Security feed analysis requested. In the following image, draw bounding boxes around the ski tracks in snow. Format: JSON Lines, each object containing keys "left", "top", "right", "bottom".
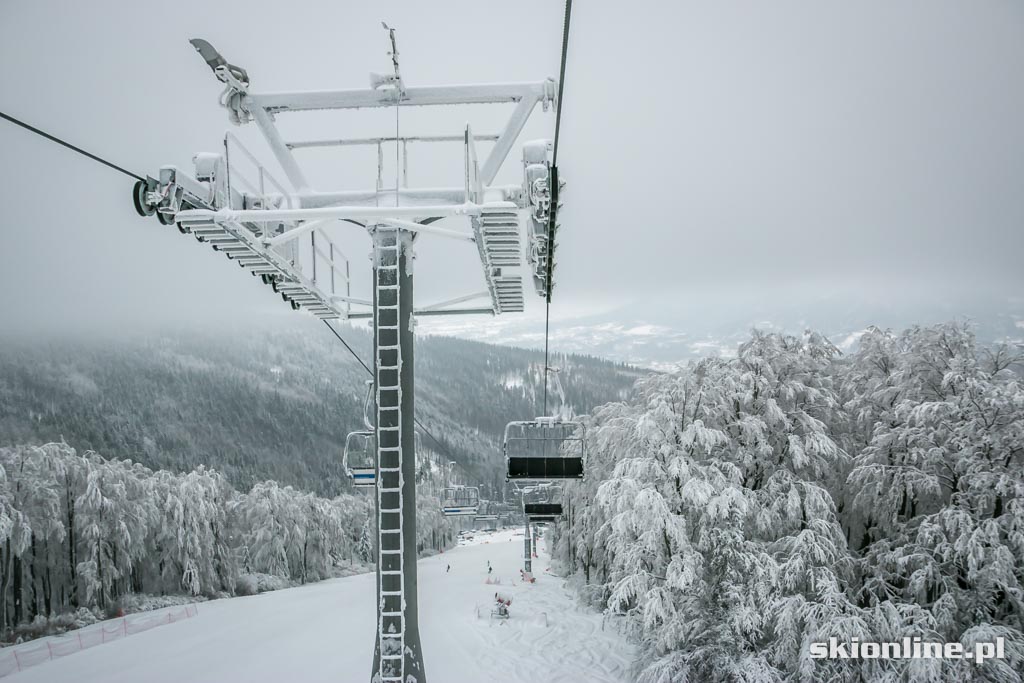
{"left": 465, "top": 536, "right": 633, "bottom": 683}
{"left": 8, "top": 528, "right": 633, "bottom": 683}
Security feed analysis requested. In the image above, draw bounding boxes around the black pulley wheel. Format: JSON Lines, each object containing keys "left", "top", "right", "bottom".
{"left": 132, "top": 180, "right": 155, "bottom": 217}
{"left": 156, "top": 209, "right": 175, "bottom": 226}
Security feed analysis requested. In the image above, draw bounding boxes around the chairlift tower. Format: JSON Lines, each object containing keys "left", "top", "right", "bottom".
{"left": 131, "top": 34, "right": 558, "bottom": 683}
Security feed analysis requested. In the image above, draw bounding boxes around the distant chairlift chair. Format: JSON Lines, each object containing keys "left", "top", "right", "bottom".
{"left": 344, "top": 431, "right": 377, "bottom": 488}
{"left": 440, "top": 485, "right": 481, "bottom": 516}
{"left": 344, "top": 379, "right": 377, "bottom": 488}
{"left": 522, "top": 483, "right": 563, "bottom": 522}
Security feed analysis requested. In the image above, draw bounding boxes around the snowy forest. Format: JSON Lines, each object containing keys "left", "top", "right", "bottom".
{"left": 0, "top": 324, "right": 638, "bottom": 643}
{"left": 552, "top": 322, "right": 1024, "bottom": 681}
{"left": 0, "top": 441, "right": 460, "bottom": 642}
{"left": 0, "top": 321, "right": 639, "bottom": 498}
{"left": 3, "top": 320, "right": 1022, "bottom": 680}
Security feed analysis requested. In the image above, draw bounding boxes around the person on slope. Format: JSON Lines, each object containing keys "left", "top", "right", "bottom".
{"left": 446, "top": 563, "right": 450, "bottom": 573}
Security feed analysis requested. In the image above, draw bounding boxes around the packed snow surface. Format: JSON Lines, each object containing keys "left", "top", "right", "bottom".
{"left": 9, "top": 528, "right": 633, "bottom": 683}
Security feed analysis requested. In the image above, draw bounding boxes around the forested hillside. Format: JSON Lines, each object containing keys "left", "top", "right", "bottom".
{"left": 551, "top": 323, "right": 1024, "bottom": 681}
{"left": 0, "top": 319, "right": 640, "bottom": 498}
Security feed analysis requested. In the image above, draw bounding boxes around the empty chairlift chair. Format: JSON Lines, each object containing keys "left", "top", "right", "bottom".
{"left": 344, "top": 431, "right": 377, "bottom": 488}
{"left": 474, "top": 500, "right": 499, "bottom": 529}
{"left": 504, "top": 416, "right": 585, "bottom": 480}
{"left": 440, "top": 485, "right": 480, "bottom": 516}
{"left": 522, "top": 483, "right": 563, "bottom": 522}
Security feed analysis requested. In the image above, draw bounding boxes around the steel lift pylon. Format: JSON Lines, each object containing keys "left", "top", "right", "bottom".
{"left": 131, "top": 34, "right": 559, "bottom": 683}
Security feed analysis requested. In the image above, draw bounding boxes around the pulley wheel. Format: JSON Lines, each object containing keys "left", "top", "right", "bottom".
{"left": 132, "top": 180, "right": 155, "bottom": 217}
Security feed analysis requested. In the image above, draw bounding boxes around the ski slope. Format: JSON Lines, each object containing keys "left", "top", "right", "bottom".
{"left": 9, "top": 528, "right": 634, "bottom": 683}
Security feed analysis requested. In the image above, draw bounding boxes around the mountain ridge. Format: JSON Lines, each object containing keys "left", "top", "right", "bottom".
{"left": 0, "top": 319, "right": 642, "bottom": 499}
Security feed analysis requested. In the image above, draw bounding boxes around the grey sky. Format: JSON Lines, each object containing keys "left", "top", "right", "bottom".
{"left": 2, "top": 1, "right": 1022, "bottom": 341}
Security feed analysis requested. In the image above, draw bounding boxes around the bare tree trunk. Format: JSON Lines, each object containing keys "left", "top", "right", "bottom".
{"left": 12, "top": 551, "right": 22, "bottom": 627}
{"left": 96, "top": 540, "right": 104, "bottom": 611}
{"left": 0, "top": 541, "right": 8, "bottom": 635}
{"left": 29, "top": 535, "right": 39, "bottom": 621}
{"left": 44, "top": 555, "right": 53, "bottom": 617}
{"left": 65, "top": 477, "right": 78, "bottom": 608}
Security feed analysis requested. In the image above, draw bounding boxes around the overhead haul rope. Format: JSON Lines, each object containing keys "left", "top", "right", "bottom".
{"left": 0, "top": 107, "right": 459, "bottom": 467}
{"left": 1, "top": 110, "right": 144, "bottom": 181}
{"left": 322, "top": 320, "right": 454, "bottom": 463}
{"left": 542, "top": 0, "right": 573, "bottom": 417}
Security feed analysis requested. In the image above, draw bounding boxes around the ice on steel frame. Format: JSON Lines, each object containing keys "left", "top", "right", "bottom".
{"left": 132, "top": 36, "right": 559, "bottom": 683}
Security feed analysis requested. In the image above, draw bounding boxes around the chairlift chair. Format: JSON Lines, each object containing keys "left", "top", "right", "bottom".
{"left": 529, "top": 517, "right": 557, "bottom": 525}
{"left": 344, "top": 431, "right": 376, "bottom": 488}
{"left": 523, "top": 483, "right": 564, "bottom": 518}
{"left": 440, "top": 485, "right": 480, "bottom": 516}
{"left": 473, "top": 500, "right": 498, "bottom": 528}
{"left": 344, "top": 379, "right": 377, "bottom": 488}
{"left": 504, "top": 416, "right": 585, "bottom": 480}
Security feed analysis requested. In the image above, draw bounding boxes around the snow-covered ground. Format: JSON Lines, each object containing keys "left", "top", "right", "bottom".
{"left": 8, "top": 528, "right": 634, "bottom": 683}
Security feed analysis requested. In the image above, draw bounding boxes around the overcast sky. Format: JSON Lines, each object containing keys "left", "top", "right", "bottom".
{"left": 2, "top": 1, "right": 1022, "bottom": 341}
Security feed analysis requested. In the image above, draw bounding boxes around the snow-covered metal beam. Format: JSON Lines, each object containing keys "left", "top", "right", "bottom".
{"left": 263, "top": 219, "right": 339, "bottom": 248}
{"left": 250, "top": 104, "right": 309, "bottom": 192}
{"left": 179, "top": 202, "right": 515, "bottom": 225}
{"left": 416, "top": 291, "right": 490, "bottom": 312}
{"left": 415, "top": 307, "right": 494, "bottom": 317}
{"left": 378, "top": 217, "right": 475, "bottom": 242}
{"left": 295, "top": 185, "right": 523, "bottom": 209}
{"left": 248, "top": 81, "right": 555, "bottom": 113}
{"left": 286, "top": 134, "right": 499, "bottom": 150}
{"left": 479, "top": 96, "right": 539, "bottom": 185}
{"left": 329, "top": 294, "right": 372, "bottom": 306}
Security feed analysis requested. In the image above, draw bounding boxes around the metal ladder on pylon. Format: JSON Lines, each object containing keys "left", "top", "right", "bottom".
{"left": 374, "top": 228, "right": 406, "bottom": 682}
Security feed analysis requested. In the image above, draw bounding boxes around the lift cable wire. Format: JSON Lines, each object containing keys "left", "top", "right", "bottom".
{"left": 322, "top": 319, "right": 455, "bottom": 462}
{"left": 0, "top": 108, "right": 462, "bottom": 468}
{"left": 542, "top": 0, "right": 573, "bottom": 416}
{"left": 0, "top": 110, "right": 145, "bottom": 182}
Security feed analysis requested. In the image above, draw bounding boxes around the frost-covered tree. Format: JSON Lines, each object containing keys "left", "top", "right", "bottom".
{"left": 0, "top": 445, "right": 64, "bottom": 626}
{"left": 356, "top": 517, "right": 375, "bottom": 565}
{"left": 841, "top": 324, "right": 1024, "bottom": 679}
{"left": 555, "top": 325, "right": 1024, "bottom": 681}
{"left": 0, "top": 442, "right": 432, "bottom": 637}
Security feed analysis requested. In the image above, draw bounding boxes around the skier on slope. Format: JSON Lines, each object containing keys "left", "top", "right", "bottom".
{"left": 446, "top": 563, "right": 450, "bottom": 573}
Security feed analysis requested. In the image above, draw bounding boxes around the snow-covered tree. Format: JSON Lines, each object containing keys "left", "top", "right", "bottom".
{"left": 555, "top": 325, "right": 1024, "bottom": 681}
{"left": 0, "top": 442, "right": 391, "bottom": 634}
{"left": 841, "top": 324, "right": 1024, "bottom": 677}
